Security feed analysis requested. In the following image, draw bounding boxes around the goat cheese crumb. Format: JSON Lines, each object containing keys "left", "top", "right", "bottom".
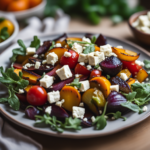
{"left": 79, "top": 102, "right": 84, "bottom": 107}
{"left": 87, "top": 65, "right": 92, "bottom": 70}
{"left": 91, "top": 116, "right": 96, "bottom": 123}
{"left": 55, "top": 99, "right": 65, "bottom": 107}
{"left": 19, "top": 89, "right": 24, "bottom": 94}
{"left": 79, "top": 62, "right": 85, "bottom": 66}
{"left": 146, "top": 78, "right": 149, "bottom": 81}
{"left": 40, "top": 75, "right": 54, "bottom": 88}
{"left": 47, "top": 91, "right": 60, "bottom": 103}
{"left": 110, "top": 85, "right": 119, "bottom": 92}
{"left": 100, "top": 44, "right": 112, "bottom": 57}
{"left": 78, "top": 53, "right": 88, "bottom": 63}
{"left": 64, "top": 51, "right": 71, "bottom": 57}
{"left": 116, "top": 45, "right": 123, "bottom": 49}
{"left": 46, "top": 52, "right": 58, "bottom": 65}
{"left": 135, "top": 60, "right": 144, "bottom": 67}
{"left": 120, "top": 73, "right": 128, "bottom": 81}
{"left": 55, "top": 43, "right": 62, "bottom": 47}
{"left": 23, "top": 63, "right": 34, "bottom": 69}
{"left": 26, "top": 47, "right": 36, "bottom": 55}
{"left": 142, "top": 106, "right": 148, "bottom": 112}
{"left": 75, "top": 74, "right": 81, "bottom": 78}
{"left": 72, "top": 106, "right": 85, "bottom": 119}
{"left": 135, "top": 80, "right": 140, "bottom": 83}
{"left": 82, "top": 37, "right": 91, "bottom": 43}
{"left": 79, "top": 80, "right": 90, "bottom": 92}
{"left": 46, "top": 66, "right": 50, "bottom": 68}
{"left": 33, "top": 54, "right": 38, "bottom": 58}
{"left": 83, "top": 118, "right": 88, "bottom": 122}
{"left": 42, "top": 60, "right": 47, "bottom": 64}
{"left": 56, "top": 65, "right": 72, "bottom": 80}
{"left": 72, "top": 43, "right": 83, "bottom": 54}
{"left": 139, "top": 15, "right": 150, "bottom": 27}
{"left": 35, "top": 61, "right": 41, "bottom": 69}
{"left": 45, "top": 106, "right": 52, "bottom": 115}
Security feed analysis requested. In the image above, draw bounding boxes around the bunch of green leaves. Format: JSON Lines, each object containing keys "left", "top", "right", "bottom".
{"left": 121, "top": 83, "right": 150, "bottom": 113}
{"left": 35, "top": 114, "right": 82, "bottom": 133}
{"left": 0, "top": 67, "right": 29, "bottom": 110}
{"left": 144, "top": 60, "right": 150, "bottom": 74}
{"left": 106, "top": 111, "right": 126, "bottom": 121}
{"left": 70, "top": 78, "right": 81, "bottom": 89}
{"left": 10, "top": 36, "right": 40, "bottom": 62}
{"left": 44, "top": 0, "right": 144, "bottom": 25}
{"left": 49, "top": 41, "right": 55, "bottom": 51}
{"left": 0, "top": 27, "right": 10, "bottom": 42}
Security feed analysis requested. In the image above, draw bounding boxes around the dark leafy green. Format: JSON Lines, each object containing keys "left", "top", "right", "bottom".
{"left": 0, "top": 27, "right": 10, "bottom": 42}
{"left": 49, "top": 41, "right": 55, "bottom": 50}
{"left": 94, "top": 64, "right": 99, "bottom": 69}
{"left": 30, "top": 36, "right": 40, "bottom": 50}
{"left": 91, "top": 36, "right": 97, "bottom": 44}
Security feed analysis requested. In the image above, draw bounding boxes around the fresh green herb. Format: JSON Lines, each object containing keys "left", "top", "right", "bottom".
{"left": 30, "top": 36, "right": 40, "bottom": 50}
{"left": 106, "top": 75, "right": 110, "bottom": 80}
{"left": 70, "top": 78, "right": 81, "bottom": 89}
{"left": 67, "top": 40, "right": 93, "bottom": 46}
{"left": 83, "top": 44, "right": 95, "bottom": 54}
{"left": 41, "top": 72, "right": 45, "bottom": 79}
{"left": 107, "top": 111, "right": 126, "bottom": 121}
{"left": 0, "top": 17, "right": 5, "bottom": 23}
{"left": 91, "top": 36, "right": 97, "bottom": 44}
{"left": 0, "top": 27, "right": 10, "bottom": 42}
{"left": 37, "top": 107, "right": 43, "bottom": 111}
{"left": 10, "top": 40, "right": 26, "bottom": 62}
{"left": 0, "top": 67, "right": 29, "bottom": 110}
{"left": 49, "top": 41, "right": 55, "bottom": 50}
{"left": 93, "top": 102, "right": 108, "bottom": 130}
{"left": 94, "top": 64, "right": 99, "bottom": 69}
{"left": 35, "top": 114, "right": 82, "bottom": 133}
{"left": 144, "top": 60, "right": 150, "bottom": 69}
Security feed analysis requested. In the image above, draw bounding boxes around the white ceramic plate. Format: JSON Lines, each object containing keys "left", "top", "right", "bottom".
{"left": 0, "top": 33, "right": 150, "bottom": 139}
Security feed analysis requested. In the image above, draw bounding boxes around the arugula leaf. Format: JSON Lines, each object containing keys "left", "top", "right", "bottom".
{"left": 41, "top": 72, "right": 45, "bottom": 79}
{"left": 122, "top": 92, "right": 137, "bottom": 101}
{"left": 91, "top": 36, "right": 97, "bottom": 44}
{"left": 0, "top": 27, "right": 10, "bottom": 42}
{"left": 49, "top": 41, "right": 55, "bottom": 50}
{"left": 94, "top": 64, "right": 99, "bottom": 69}
{"left": 0, "top": 66, "right": 29, "bottom": 110}
{"left": 30, "top": 36, "right": 40, "bottom": 50}
{"left": 106, "top": 75, "right": 110, "bottom": 80}
{"left": 83, "top": 44, "right": 95, "bottom": 54}
{"left": 93, "top": 102, "right": 108, "bottom": 130}
{"left": 144, "top": 60, "right": 150, "bottom": 69}
{"left": 107, "top": 111, "right": 126, "bottom": 121}
{"left": 0, "top": 17, "right": 5, "bottom": 23}
{"left": 70, "top": 78, "right": 81, "bottom": 89}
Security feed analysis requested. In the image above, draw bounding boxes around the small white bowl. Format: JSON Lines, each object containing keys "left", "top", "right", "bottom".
{"left": 0, "top": 0, "right": 46, "bottom": 20}
{"left": 0, "top": 14, "right": 19, "bottom": 52}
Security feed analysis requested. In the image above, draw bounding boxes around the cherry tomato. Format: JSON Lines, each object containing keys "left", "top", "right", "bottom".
{"left": 121, "top": 60, "right": 142, "bottom": 77}
{"left": 90, "top": 69, "right": 102, "bottom": 79}
{"left": 60, "top": 50, "right": 79, "bottom": 69}
{"left": 27, "top": 86, "right": 47, "bottom": 106}
{"left": 75, "top": 63, "right": 91, "bottom": 76}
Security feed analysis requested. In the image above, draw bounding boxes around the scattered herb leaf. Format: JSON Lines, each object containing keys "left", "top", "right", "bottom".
{"left": 70, "top": 78, "right": 81, "bottom": 89}
{"left": 30, "top": 36, "right": 41, "bottom": 50}
{"left": 91, "top": 36, "right": 97, "bottom": 44}
{"left": 106, "top": 75, "right": 110, "bottom": 80}
{"left": 0, "top": 27, "right": 10, "bottom": 42}
{"left": 144, "top": 60, "right": 150, "bottom": 69}
{"left": 107, "top": 111, "right": 126, "bottom": 121}
{"left": 49, "top": 41, "right": 55, "bottom": 50}
{"left": 83, "top": 44, "right": 95, "bottom": 54}
{"left": 94, "top": 64, "right": 99, "bottom": 69}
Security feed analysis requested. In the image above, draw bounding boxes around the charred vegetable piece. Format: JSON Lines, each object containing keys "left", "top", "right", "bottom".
{"left": 100, "top": 56, "right": 122, "bottom": 76}
{"left": 117, "top": 69, "right": 132, "bottom": 81}
{"left": 95, "top": 34, "right": 107, "bottom": 46}
{"left": 28, "top": 57, "right": 42, "bottom": 64}
{"left": 16, "top": 93, "right": 27, "bottom": 103}
{"left": 54, "top": 33, "right": 67, "bottom": 45}
{"left": 46, "top": 64, "right": 62, "bottom": 76}
{"left": 110, "top": 76, "right": 131, "bottom": 93}
{"left": 16, "top": 55, "right": 32, "bottom": 64}
{"left": 126, "top": 78, "right": 136, "bottom": 87}
{"left": 107, "top": 91, "right": 128, "bottom": 113}
{"left": 135, "top": 69, "right": 148, "bottom": 83}
{"left": 13, "top": 63, "right": 23, "bottom": 69}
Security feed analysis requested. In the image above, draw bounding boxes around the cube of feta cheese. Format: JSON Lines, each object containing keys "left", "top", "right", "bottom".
{"left": 64, "top": 51, "right": 71, "bottom": 57}
{"left": 75, "top": 74, "right": 81, "bottom": 78}
{"left": 19, "top": 89, "right": 24, "bottom": 94}
{"left": 45, "top": 106, "right": 52, "bottom": 114}
{"left": 110, "top": 85, "right": 119, "bottom": 92}
{"left": 100, "top": 44, "right": 112, "bottom": 57}
{"left": 135, "top": 60, "right": 144, "bottom": 67}
{"left": 82, "top": 37, "right": 91, "bottom": 43}
{"left": 47, "top": 91, "right": 60, "bottom": 103}
{"left": 79, "top": 62, "right": 85, "bottom": 66}
{"left": 139, "top": 15, "right": 150, "bottom": 26}
{"left": 147, "top": 11, "right": 150, "bottom": 20}
{"left": 86, "top": 65, "right": 92, "bottom": 70}
{"left": 132, "top": 19, "right": 140, "bottom": 27}
{"left": 35, "top": 61, "right": 41, "bottom": 69}
{"left": 120, "top": 73, "right": 128, "bottom": 81}
{"left": 83, "top": 118, "right": 88, "bottom": 122}
{"left": 72, "top": 106, "right": 85, "bottom": 119}
{"left": 72, "top": 43, "right": 83, "bottom": 54}
{"left": 46, "top": 52, "right": 58, "bottom": 65}
{"left": 142, "top": 106, "right": 148, "bottom": 112}
{"left": 56, "top": 65, "right": 72, "bottom": 80}
{"left": 91, "top": 116, "right": 96, "bottom": 123}
{"left": 42, "top": 60, "right": 47, "bottom": 64}
{"left": 40, "top": 75, "right": 54, "bottom": 88}
{"left": 88, "top": 52, "right": 105, "bottom": 66}
{"left": 140, "top": 26, "right": 150, "bottom": 33}
{"left": 79, "top": 102, "right": 84, "bottom": 107}
{"left": 79, "top": 80, "right": 90, "bottom": 92}
{"left": 78, "top": 53, "right": 88, "bottom": 63}
{"left": 116, "top": 45, "right": 123, "bottom": 49}
{"left": 55, "top": 43, "right": 62, "bottom": 47}
{"left": 55, "top": 99, "right": 65, "bottom": 107}
{"left": 33, "top": 54, "right": 38, "bottom": 58}
{"left": 26, "top": 47, "right": 36, "bottom": 55}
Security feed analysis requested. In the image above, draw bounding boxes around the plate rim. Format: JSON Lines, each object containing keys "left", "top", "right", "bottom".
{"left": 0, "top": 32, "right": 150, "bottom": 139}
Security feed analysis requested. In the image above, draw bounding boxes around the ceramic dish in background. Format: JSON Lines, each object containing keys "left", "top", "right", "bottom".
{"left": 128, "top": 10, "right": 150, "bottom": 46}
{"left": 0, "top": 0, "right": 46, "bottom": 20}
{"left": 0, "top": 14, "right": 19, "bottom": 52}
{"left": 0, "top": 33, "right": 150, "bottom": 139}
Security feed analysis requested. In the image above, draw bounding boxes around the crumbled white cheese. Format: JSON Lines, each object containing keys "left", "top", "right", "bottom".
{"left": 99, "top": 110, "right": 102, "bottom": 114}
{"left": 87, "top": 65, "right": 92, "bottom": 70}
{"left": 45, "top": 106, "right": 52, "bottom": 115}
{"left": 97, "top": 66, "right": 102, "bottom": 71}
{"left": 46, "top": 66, "right": 50, "bottom": 68}
{"left": 140, "top": 26, "right": 150, "bottom": 33}
{"left": 75, "top": 74, "right": 81, "bottom": 78}
{"left": 40, "top": 42, "right": 43, "bottom": 46}
{"left": 46, "top": 52, "right": 58, "bottom": 65}
{"left": 139, "top": 15, "right": 150, "bottom": 27}
{"left": 116, "top": 45, "right": 123, "bottom": 49}
{"left": 146, "top": 78, "right": 149, "bottom": 81}
{"left": 78, "top": 53, "right": 88, "bottom": 63}
{"left": 19, "top": 89, "right": 24, "bottom": 94}
{"left": 120, "top": 73, "right": 128, "bottom": 81}
{"left": 64, "top": 51, "right": 71, "bottom": 57}
{"left": 26, "top": 47, "right": 36, "bottom": 55}
{"left": 135, "top": 80, "right": 140, "bottom": 83}
{"left": 135, "top": 60, "right": 144, "bottom": 67}
{"left": 91, "top": 116, "right": 96, "bottom": 123}
{"left": 72, "top": 43, "right": 83, "bottom": 54}
{"left": 35, "top": 61, "right": 41, "bottom": 69}
{"left": 100, "top": 44, "right": 112, "bottom": 57}
{"left": 23, "top": 63, "right": 34, "bottom": 69}
{"left": 132, "top": 19, "right": 140, "bottom": 27}
{"left": 79, "top": 80, "right": 90, "bottom": 92}
{"left": 79, "top": 62, "right": 85, "bottom": 66}
{"left": 55, "top": 43, "right": 62, "bottom": 47}
{"left": 33, "top": 54, "right": 38, "bottom": 58}
{"left": 83, "top": 118, "right": 88, "bottom": 122}
{"left": 107, "top": 52, "right": 117, "bottom": 57}
{"left": 56, "top": 65, "right": 72, "bottom": 80}
{"left": 79, "top": 102, "right": 84, "bottom": 107}
{"left": 42, "top": 60, "right": 47, "bottom": 64}
{"left": 40, "top": 75, "right": 54, "bottom": 88}
{"left": 142, "top": 106, "right": 148, "bottom": 112}
{"left": 55, "top": 99, "right": 65, "bottom": 107}
{"left": 110, "top": 85, "right": 119, "bottom": 92}
{"left": 72, "top": 106, "right": 85, "bottom": 119}
{"left": 82, "top": 37, "right": 91, "bottom": 43}
{"left": 47, "top": 91, "right": 60, "bottom": 103}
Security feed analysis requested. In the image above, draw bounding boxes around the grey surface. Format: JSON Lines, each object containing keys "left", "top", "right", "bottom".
{"left": 0, "top": 33, "right": 150, "bottom": 139}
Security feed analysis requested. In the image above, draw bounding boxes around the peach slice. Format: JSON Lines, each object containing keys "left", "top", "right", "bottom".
{"left": 60, "top": 86, "right": 81, "bottom": 112}
{"left": 66, "top": 37, "right": 82, "bottom": 41}
{"left": 135, "top": 69, "right": 148, "bottom": 83}
{"left": 126, "top": 78, "right": 136, "bottom": 87}
{"left": 94, "top": 46, "right": 100, "bottom": 51}
{"left": 117, "top": 69, "right": 131, "bottom": 81}
{"left": 16, "top": 55, "right": 32, "bottom": 64}
{"left": 112, "top": 47, "right": 140, "bottom": 61}
{"left": 90, "top": 76, "right": 111, "bottom": 98}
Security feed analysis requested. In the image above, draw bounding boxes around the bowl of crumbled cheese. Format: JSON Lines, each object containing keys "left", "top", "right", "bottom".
{"left": 128, "top": 10, "right": 150, "bottom": 45}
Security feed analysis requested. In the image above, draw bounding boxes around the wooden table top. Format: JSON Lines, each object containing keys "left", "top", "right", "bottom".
{"left": 3, "top": 18, "right": 150, "bottom": 150}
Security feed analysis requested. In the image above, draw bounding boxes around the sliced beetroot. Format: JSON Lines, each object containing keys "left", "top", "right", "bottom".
{"left": 110, "top": 76, "right": 131, "bottom": 93}
{"left": 100, "top": 56, "right": 122, "bottom": 76}
{"left": 25, "top": 106, "right": 40, "bottom": 120}
{"left": 43, "top": 104, "right": 69, "bottom": 120}
{"left": 107, "top": 91, "right": 128, "bottom": 113}
{"left": 13, "top": 63, "right": 23, "bottom": 69}
{"left": 95, "top": 34, "right": 107, "bottom": 46}
{"left": 84, "top": 33, "right": 93, "bottom": 40}
{"left": 53, "top": 33, "right": 67, "bottom": 42}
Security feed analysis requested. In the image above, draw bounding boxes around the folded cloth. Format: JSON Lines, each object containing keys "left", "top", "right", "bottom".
{"left": 0, "top": 114, "right": 42, "bottom": 150}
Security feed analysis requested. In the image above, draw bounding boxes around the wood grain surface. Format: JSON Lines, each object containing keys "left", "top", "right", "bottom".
{"left": 2, "top": 18, "right": 150, "bottom": 150}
